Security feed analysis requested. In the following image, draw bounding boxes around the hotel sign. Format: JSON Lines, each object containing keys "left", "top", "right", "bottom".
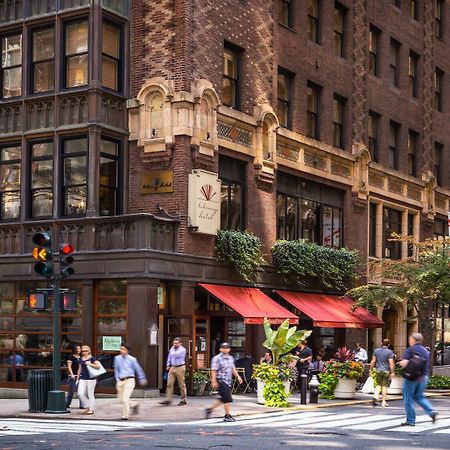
{"left": 188, "top": 169, "right": 221, "bottom": 235}
{"left": 141, "top": 171, "right": 174, "bottom": 194}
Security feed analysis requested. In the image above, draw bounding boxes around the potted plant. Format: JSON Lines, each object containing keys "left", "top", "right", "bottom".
{"left": 252, "top": 318, "right": 311, "bottom": 407}
{"left": 192, "top": 370, "right": 210, "bottom": 396}
{"left": 319, "top": 347, "right": 364, "bottom": 400}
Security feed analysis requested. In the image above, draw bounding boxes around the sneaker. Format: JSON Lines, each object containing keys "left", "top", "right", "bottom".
{"left": 159, "top": 400, "right": 171, "bottom": 406}
{"left": 372, "top": 398, "right": 379, "bottom": 407}
{"left": 121, "top": 416, "right": 129, "bottom": 421}
{"left": 400, "top": 422, "right": 415, "bottom": 427}
{"left": 223, "top": 415, "right": 236, "bottom": 422}
{"left": 86, "top": 410, "right": 94, "bottom": 416}
{"left": 381, "top": 401, "right": 389, "bottom": 408}
{"left": 131, "top": 404, "right": 140, "bottom": 415}
{"left": 431, "top": 412, "right": 438, "bottom": 424}
{"left": 178, "top": 400, "right": 187, "bottom": 406}
{"left": 204, "top": 408, "right": 212, "bottom": 419}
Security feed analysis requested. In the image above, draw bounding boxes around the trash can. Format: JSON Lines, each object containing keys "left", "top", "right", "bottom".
{"left": 28, "top": 369, "right": 53, "bottom": 412}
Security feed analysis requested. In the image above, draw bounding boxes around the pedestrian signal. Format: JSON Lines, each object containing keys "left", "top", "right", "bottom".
{"left": 27, "top": 292, "right": 48, "bottom": 311}
{"left": 62, "top": 292, "right": 77, "bottom": 311}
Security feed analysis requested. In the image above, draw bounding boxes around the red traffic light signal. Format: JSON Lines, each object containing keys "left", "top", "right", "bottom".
{"left": 59, "top": 243, "right": 75, "bottom": 278}
{"left": 61, "top": 244, "right": 74, "bottom": 255}
{"left": 27, "top": 292, "right": 48, "bottom": 310}
{"left": 62, "top": 293, "right": 77, "bottom": 311}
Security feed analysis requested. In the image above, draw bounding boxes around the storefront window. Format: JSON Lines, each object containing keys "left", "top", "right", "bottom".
{"left": 227, "top": 320, "right": 245, "bottom": 360}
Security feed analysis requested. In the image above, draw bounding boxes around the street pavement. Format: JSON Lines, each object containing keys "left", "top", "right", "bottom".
{"left": 0, "top": 397, "right": 449, "bottom": 449}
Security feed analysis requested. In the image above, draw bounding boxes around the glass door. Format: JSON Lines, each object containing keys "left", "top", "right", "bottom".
{"left": 194, "top": 317, "right": 209, "bottom": 369}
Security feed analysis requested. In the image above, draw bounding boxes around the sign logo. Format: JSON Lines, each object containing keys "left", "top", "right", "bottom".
{"left": 141, "top": 171, "right": 174, "bottom": 194}
{"left": 200, "top": 184, "right": 217, "bottom": 201}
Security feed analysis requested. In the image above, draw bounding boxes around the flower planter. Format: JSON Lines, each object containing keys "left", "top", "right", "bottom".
{"left": 334, "top": 378, "right": 356, "bottom": 399}
{"left": 256, "top": 379, "right": 291, "bottom": 405}
{"left": 387, "top": 376, "right": 404, "bottom": 395}
{"left": 193, "top": 381, "right": 207, "bottom": 396}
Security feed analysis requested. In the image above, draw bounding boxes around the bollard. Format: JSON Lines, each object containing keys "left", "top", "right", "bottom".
{"left": 308, "top": 374, "right": 320, "bottom": 404}
{"left": 300, "top": 373, "right": 307, "bottom": 405}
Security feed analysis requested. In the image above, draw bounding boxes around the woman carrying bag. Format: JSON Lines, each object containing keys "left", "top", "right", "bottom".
{"left": 77, "top": 345, "right": 102, "bottom": 415}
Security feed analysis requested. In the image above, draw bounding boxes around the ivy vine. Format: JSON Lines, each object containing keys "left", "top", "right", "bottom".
{"left": 216, "top": 230, "right": 265, "bottom": 282}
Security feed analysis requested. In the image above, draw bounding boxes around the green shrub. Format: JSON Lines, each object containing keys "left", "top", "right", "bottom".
{"left": 427, "top": 375, "right": 450, "bottom": 389}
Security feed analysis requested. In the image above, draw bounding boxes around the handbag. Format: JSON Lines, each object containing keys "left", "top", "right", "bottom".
{"left": 86, "top": 360, "right": 107, "bottom": 378}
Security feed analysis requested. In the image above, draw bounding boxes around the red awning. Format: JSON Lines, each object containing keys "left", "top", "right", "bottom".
{"left": 276, "top": 291, "right": 383, "bottom": 329}
{"left": 199, "top": 284, "right": 298, "bottom": 325}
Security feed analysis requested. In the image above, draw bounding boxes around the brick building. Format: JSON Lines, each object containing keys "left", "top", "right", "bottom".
{"left": 0, "top": 0, "right": 449, "bottom": 391}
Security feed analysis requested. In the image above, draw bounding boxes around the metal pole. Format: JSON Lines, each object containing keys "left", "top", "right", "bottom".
{"left": 52, "top": 275, "right": 61, "bottom": 391}
{"left": 300, "top": 373, "right": 307, "bottom": 405}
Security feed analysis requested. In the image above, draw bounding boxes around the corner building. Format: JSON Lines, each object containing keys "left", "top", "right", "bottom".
{"left": 0, "top": 0, "right": 449, "bottom": 391}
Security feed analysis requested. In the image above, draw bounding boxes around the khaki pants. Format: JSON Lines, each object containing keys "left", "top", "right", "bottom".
{"left": 166, "top": 365, "right": 186, "bottom": 402}
{"left": 116, "top": 378, "right": 136, "bottom": 418}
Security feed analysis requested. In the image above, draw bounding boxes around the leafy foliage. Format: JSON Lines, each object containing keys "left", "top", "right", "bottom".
{"left": 318, "top": 371, "right": 339, "bottom": 399}
{"left": 427, "top": 375, "right": 450, "bottom": 390}
{"left": 216, "top": 230, "right": 265, "bottom": 282}
{"left": 263, "top": 378, "right": 290, "bottom": 407}
{"left": 272, "top": 241, "right": 359, "bottom": 290}
{"left": 334, "top": 347, "right": 354, "bottom": 362}
{"left": 252, "top": 362, "right": 295, "bottom": 383}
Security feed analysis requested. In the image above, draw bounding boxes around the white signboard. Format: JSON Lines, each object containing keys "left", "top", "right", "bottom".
{"left": 102, "top": 336, "right": 122, "bottom": 351}
{"left": 188, "top": 169, "right": 221, "bottom": 235}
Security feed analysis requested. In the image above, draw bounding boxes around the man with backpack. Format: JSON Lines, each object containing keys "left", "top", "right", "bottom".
{"left": 399, "top": 333, "right": 438, "bottom": 426}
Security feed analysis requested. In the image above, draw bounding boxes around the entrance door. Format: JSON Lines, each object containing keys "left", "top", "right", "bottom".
{"left": 194, "top": 316, "right": 209, "bottom": 370}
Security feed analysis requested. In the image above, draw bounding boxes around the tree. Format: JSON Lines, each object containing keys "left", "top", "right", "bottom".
{"left": 347, "top": 234, "right": 450, "bottom": 369}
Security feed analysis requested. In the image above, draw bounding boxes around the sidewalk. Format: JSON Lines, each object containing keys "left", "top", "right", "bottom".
{"left": 1, "top": 391, "right": 449, "bottom": 422}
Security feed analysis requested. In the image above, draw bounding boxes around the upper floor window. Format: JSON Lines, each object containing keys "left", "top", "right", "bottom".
{"left": 277, "top": 69, "right": 292, "bottom": 128}
{"left": 308, "top": 0, "right": 319, "bottom": 43}
{"left": 32, "top": 27, "right": 54, "bottom": 94}
{"left": 65, "top": 20, "right": 88, "bottom": 88}
{"left": 434, "top": 142, "right": 443, "bottom": 185}
{"left": 99, "top": 139, "right": 120, "bottom": 216}
{"left": 435, "top": 68, "right": 443, "bottom": 111}
{"left": 369, "top": 203, "right": 377, "bottom": 257}
{"left": 389, "top": 121, "right": 400, "bottom": 170}
{"left": 333, "top": 94, "right": 345, "bottom": 149}
{"left": 410, "top": 0, "right": 418, "bottom": 20}
{"left": 334, "top": 2, "right": 345, "bottom": 57}
{"left": 368, "top": 110, "right": 379, "bottom": 162}
{"left": 390, "top": 39, "right": 400, "bottom": 88}
{"left": 408, "top": 51, "right": 418, "bottom": 98}
{"left": 436, "top": 0, "right": 444, "bottom": 38}
{"left": 0, "top": 145, "right": 21, "bottom": 220}
{"left": 62, "top": 137, "right": 87, "bottom": 216}
{"left": 30, "top": 141, "right": 53, "bottom": 218}
{"left": 434, "top": 218, "right": 447, "bottom": 240}
{"left": 102, "top": 21, "right": 121, "bottom": 91}
{"left": 369, "top": 26, "right": 380, "bottom": 76}
{"left": 1, "top": 34, "right": 22, "bottom": 98}
{"left": 306, "top": 81, "right": 320, "bottom": 139}
{"left": 383, "top": 207, "right": 401, "bottom": 260}
{"left": 223, "top": 44, "right": 239, "bottom": 109}
{"left": 392, "top": 0, "right": 401, "bottom": 7}
{"left": 279, "top": 0, "right": 292, "bottom": 27}
{"left": 407, "top": 130, "right": 418, "bottom": 177}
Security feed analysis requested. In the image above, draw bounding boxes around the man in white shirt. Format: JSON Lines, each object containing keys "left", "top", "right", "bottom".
{"left": 354, "top": 342, "right": 368, "bottom": 363}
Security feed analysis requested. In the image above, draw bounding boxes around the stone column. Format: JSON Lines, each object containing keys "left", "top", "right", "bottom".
{"left": 81, "top": 280, "right": 95, "bottom": 347}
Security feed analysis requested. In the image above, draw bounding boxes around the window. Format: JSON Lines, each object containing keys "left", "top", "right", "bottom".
{"left": 219, "top": 156, "right": 245, "bottom": 230}
{"left": 32, "top": 27, "right": 54, "bottom": 93}
{"left": 392, "top": 0, "right": 401, "bottom": 7}
{"left": 334, "top": 3, "right": 345, "bottom": 57}
{"left": 1, "top": 34, "right": 22, "bottom": 98}
{"left": 407, "top": 130, "right": 418, "bottom": 177}
{"left": 369, "top": 26, "right": 379, "bottom": 76}
{"left": 390, "top": 39, "right": 400, "bottom": 88}
{"left": 407, "top": 213, "right": 414, "bottom": 257}
{"left": 409, "top": 51, "right": 418, "bottom": 98}
{"left": 435, "top": 68, "right": 443, "bottom": 111}
{"left": 308, "top": 0, "right": 319, "bottom": 43}
{"left": 102, "top": 21, "right": 120, "bottom": 91}
{"left": 434, "top": 142, "right": 443, "bottom": 185}
{"left": 436, "top": 0, "right": 444, "bottom": 38}
{"left": 306, "top": 81, "right": 320, "bottom": 139}
{"left": 368, "top": 111, "right": 379, "bottom": 162}
{"left": 65, "top": 20, "right": 88, "bottom": 88}
{"left": 389, "top": 121, "right": 399, "bottom": 170}
{"left": 0, "top": 145, "right": 21, "bottom": 220}
{"left": 434, "top": 218, "right": 447, "bottom": 240}
{"left": 369, "top": 203, "right": 377, "bottom": 257}
{"left": 62, "top": 138, "right": 87, "bottom": 216}
{"left": 277, "top": 69, "right": 291, "bottom": 128}
{"left": 383, "top": 207, "right": 401, "bottom": 259}
{"left": 279, "top": 0, "right": 292, "bottom": 27}
{"left": 30, "top": 142, "right": 53, "bottom": 218}
{"left": 223, "top": 44, "right": 239, "bottom": 108}
{"left": 99, "top": 139, "right": 120, "bottom": 216}
{"left": 333, "top": 94, "right": 345, "bottom": 149}
{"left": 410, "top": 0, "right": 418, "bottom": 20}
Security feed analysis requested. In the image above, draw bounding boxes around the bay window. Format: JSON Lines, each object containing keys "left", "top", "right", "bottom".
{"left": 99, "top": 139, "right": 120, "bottom": 216}
{"left": 65, "top": 20, "right": 88, "bottom": 88}
{"left": 102, "top": 21, "right": 120, "bottom": 91}
{"left": 1, "top": 33, "right": 22, "bottom": 98}
{"left": 32, "top": 27, "right": 54, "bottom": 93}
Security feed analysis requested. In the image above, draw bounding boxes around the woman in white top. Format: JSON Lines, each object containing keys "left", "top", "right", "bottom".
{"left": 77, "top": 345, "right": 101, "bottom": 415}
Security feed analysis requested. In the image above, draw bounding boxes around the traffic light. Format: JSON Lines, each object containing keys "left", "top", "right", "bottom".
{"left": 59, "top": 243, "right": 75, "bottom": 278}
{"left": 27, "top": 291, "right": 48, "bottom": 311}
{"left": 32, "top": 232, "right": 53, "bottom": 277}
{"left": 62, "top": 292, "right": 77, "bottom": 311}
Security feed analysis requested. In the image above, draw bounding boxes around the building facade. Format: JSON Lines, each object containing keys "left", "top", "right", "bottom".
{"left": 0, "top": 0, "right": 449, "bottom": 390}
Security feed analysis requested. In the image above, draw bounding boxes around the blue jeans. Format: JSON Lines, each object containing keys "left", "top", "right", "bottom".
{"left": 403, "top": 376, "right": 435, "bottom": 424}
{"left": 66, "top": 377, "right": 85, "bottom": 408}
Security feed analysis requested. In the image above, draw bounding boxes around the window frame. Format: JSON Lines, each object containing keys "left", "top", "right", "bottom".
{"left": 383, "top": 207, "right": 402, "bottom": 260}
{"left": 306, "top": 81, "right": 321, "bottom": 140}
{"left": 279, "top": 0, "right": 292, "bottom": 28}
{"left": 407, "top": 129, "right": 418, "bottom": 177}
{"left": 434, "top": 142, "right": 443, "bottom": 185}
{"left": 30, "top": 25, "right": 55, "bottom": 95}
{"left": 389, "top": 121, "right": 400, "bottom": 170}
{"left": 0, "top": 31, "right": 23, "bottom": 99}
{"left": 223, "top": 43, "right": 241, "bottom": 110}
{"left": 369, "top": 25, "right": 379, "bottom": 77}
{"left": 436, "top": 0, "right": 444, "bottom": 39}
{"left": 101, "top": 19, "right": 123, "bottom": 93}
{"left": 390, "top": 39, "right": 400, "bottom": 88}
{"left": 409, "top": 0, "right": 418, "bottom": 20}
{"left": 99, "top": 137, "right": 121, "bottom": 216}
{"left": 368, "top": 110, "right": 380, "bottom": 162}
{"left": 369, "top": 203, "right": 377, "bottom": 257}
{"left": 0, "top": 143, "right": 22, "bottom": 221}
{"left": 308, "top": 0, "right": 320, "bottom": 43}
{"left": 277, "top": 68, "right": 293, "bottom": 129}
{"left": 334, "top": 2, "right": 346, "bottom": 58}
{"left": 435, "top": 67, "right": 443, "bottom": 112}
{"left": 333, "top": 93, "right": 345, "bottom": 149}
{"left": 408, "top": 51, "right": 418, "bottom": 98}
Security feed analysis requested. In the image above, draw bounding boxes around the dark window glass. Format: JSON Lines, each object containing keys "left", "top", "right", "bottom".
{"left": 334, "top": 3, "right": 345, "bottom": 57}
{"left": 409, "top": 51, "right": 418, "bottom": 98}
{"left": 30, "top": 142, "right": 53, "bottom": 218}
{"left": 434, "top": 142, "right": 443, "bottom": 185}
{"left": 410, "top": 0, "right": 418, "bottom": 20}
{"left": 62, "top": 138, "right": 87, "bottom": 216}
{"left": 279, "top": 0, "right": 292, "bottom": 27}
{"left": 369, "top": 203, "right": 377, "bottom": 257}
{"left": 307, "top": 81, "right": 320, "bottom": 139}
{"left": 392, "top": 0, "right": 401, "bottom": 7}
{"left": 308, "top": 0, "right": 319, "bottom": 43}
{"left": 390, "top": 39, "right": 400, "bottom": 88}
{"left": 277, "top": 69, "right": 291, "bottom": 128}
{"left": 333, "top": 94, "right": 345, "bottom": 149}
{"left": 32, "top": 27, "right": 54, "bottom": 93}
{"left": 368, "top": 111, "right": 379, "bottom": 162}
{"left": 435, "top": 68, "right": 443, "bottom": 111}
{"left": 434, "top": 218, "right": 447, "bottom": 240}
{"left": 99, "top": 139, "right": 119, "bottom": 216}
{"left": 436, "top": 0, "right": 444, "bottom": 38}
{"left": 369, "top": 26, "right": 379, "bottom": 76}
{"left": 276, "top": 194, "right": 298, "bottom": 240}
{"left": 1, "top": 34, "right": 22, "bottom": 98}
{"left": 223, "top": 45, "right": 239, "bottom": 108}
{"left": 407, "top": 213, "right": 414, "bottom": 257}
{"left": 407, "top": 130, "right": 418, "bottom": 177}
{"left": 389, "top": 121, "right": 400, "bottom": 170}
{"left": 30, "top": 0, "right": 56, "bottom": 16}
{"left": 383, "top": 207, "right": 401, "bottom": 259}
{"left": 102, "top": 21, "right": 120, "bottom": 91}
{"left": 65, "top": 20, "right": 88, "bottom": 88}
{"left": 0, "top": 145, "right": 21, "bottom": 220}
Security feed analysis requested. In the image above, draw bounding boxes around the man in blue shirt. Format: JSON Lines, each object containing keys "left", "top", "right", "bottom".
{"left": 399, "top": 333, "right": 438, "bottom": 426}
{"left": 160, "top": 337, "right": 187, "bottom": 406}
{"left": 114, "top": 343, "right": 147, "bottom": 420}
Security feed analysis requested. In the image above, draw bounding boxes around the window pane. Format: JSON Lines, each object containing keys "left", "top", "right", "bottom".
{"left": 223, "top": 50, "right": 236, "bottom": 77}
{"left": 97, "top": 298, "right": 126, "bottom": 315}
{"left": 1, "top": 146, "right": 21, "bottom": 161}
{"left": 1, "top": 192, "right": 20, "bottom": 219}
{"left": 276, "top": 194, "right": 286, "bottom": 240}
{"left": 64, "top": 156, "right": 86, "bottom": 185}
{"left": 3, "top": 67, "right": 21, "bottom": 97}
{"left": 65, "top": 21, "right": 88, "bottom": 55}
{"left": 66, "top": 54, "right": 88, "bottom": 87}
{"left": 32, "top": 189, "right": 53, "bottom": 217}
{"left": 322, "top": 206, "right": 333, "bottom": 246}
{"left": 32, "top": 160, "right": 53, "bottom": 188}
{"left": 102, "top": 56, "right": 118, "bottom": 90}
{"left": 34, "top": 61, "right": 54, "bottom": 93}
{"left": 278, "top": 73, "right": 287, "bottom": 100}
{"left": 222, "top": 78, "right": 235, "bottom": 107}
{"left": 100, "top": 140, "right": 118, "bottom": 156}
{"left": 33, "top": 28, "right": 54, "bottom": 62}
{"left": 32, "top": 142, "right": 53, "bottom": 157}
{"left": 301, "top": 200, "right": 319, "bottom": 243}
{"left": 98, "top": 280, "right": 127, "bottom": 296}
{"left": 64, "top": 139, "right": 87, "bottom": 154}
{"left": 103, "top": 22, "right": 119, "bottom": 58}
{"left": 0, "top": 163, "right": 21, "bottom": 190}
{"left": 100, "top": 157, "right": 117, "bottom": 188}
{"left": 64, "top": 186, "right": 86, "bottom": 215}
{"left": 285, "top": 196, "right": 297, "bottom": 240}
{"left": 1, "top": 35, "right": 22, "bottom": 67}
{"left": 99, "top": 187, "right": 116, "bottom": 216}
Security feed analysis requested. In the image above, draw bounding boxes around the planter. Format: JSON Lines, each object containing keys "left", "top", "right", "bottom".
{"left": 256, "top": 379, "right": 291, "bottom": 405}
{"left": 334, "top": 378, "right": 356, "bottom": 399}
{"left": 193, "top": 381, "right": 207, "bottom": 396}
{"left": 387, "top": 376, "right": 404, "bottom": 395}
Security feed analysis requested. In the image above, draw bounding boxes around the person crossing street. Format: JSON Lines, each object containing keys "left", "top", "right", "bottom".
{"left": 160, "top": 337, "right": 187, "bottom": 406}
{"left": 370, "top": 338, "right": 395, "bottom": 407}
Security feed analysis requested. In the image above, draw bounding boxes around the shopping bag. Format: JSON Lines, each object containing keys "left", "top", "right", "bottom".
{"left": 87, "top": 361, "right": 107, "bottom": 378}
{"left": 361, "top": 375, "right": 374, "bottom": 394}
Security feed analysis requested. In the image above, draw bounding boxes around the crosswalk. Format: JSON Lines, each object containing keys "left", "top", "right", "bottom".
{"left": 0, "top": 410, "right": 448, "bottom": 437}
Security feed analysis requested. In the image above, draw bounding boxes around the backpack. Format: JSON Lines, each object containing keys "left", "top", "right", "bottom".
{"left": 402, "top": 351, "right": 427, "bottom": 381}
